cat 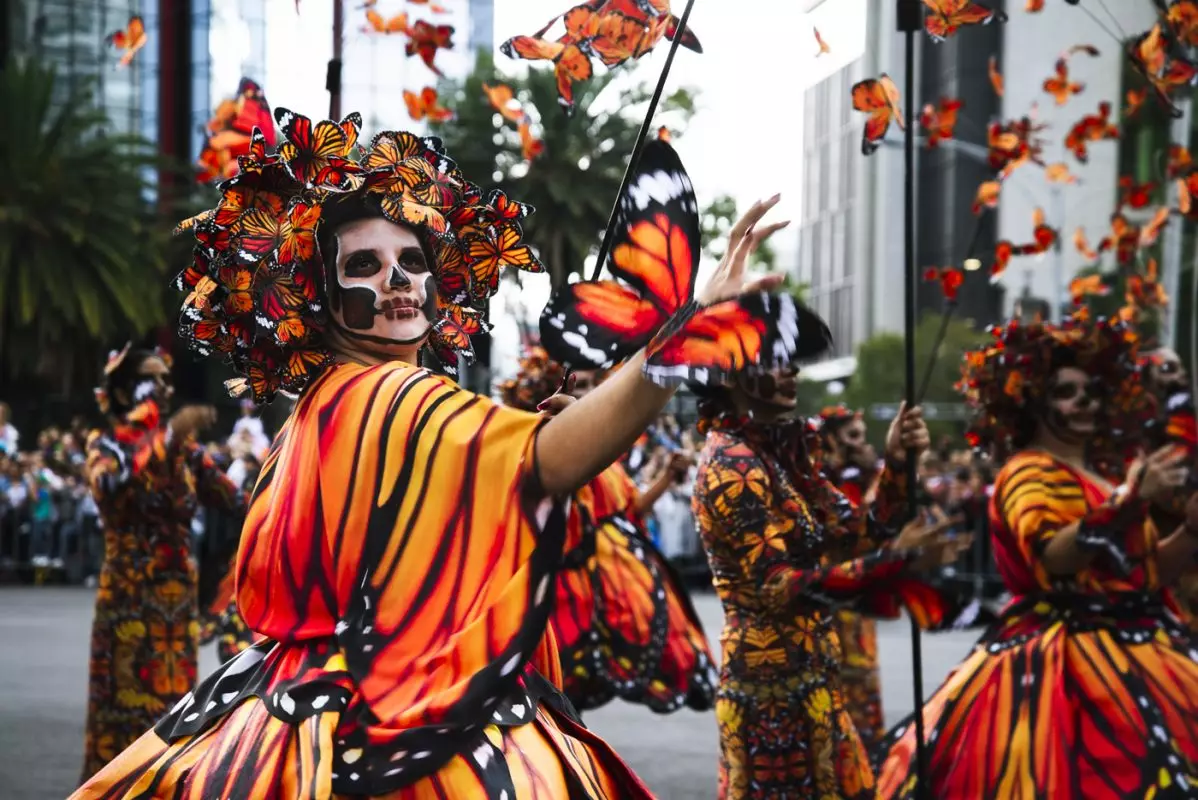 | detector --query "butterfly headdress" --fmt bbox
[174,107,544,403]
[957,315,1152,460]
